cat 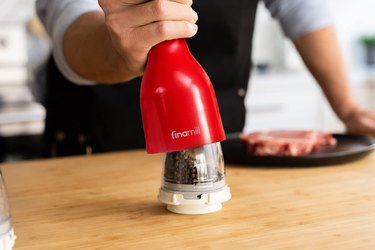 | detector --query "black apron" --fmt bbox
[45,0,259,157]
